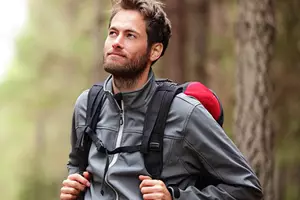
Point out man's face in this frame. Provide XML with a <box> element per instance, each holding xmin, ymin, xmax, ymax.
<box><xmin>103</xmin><ymin>9</ymin><xmax>150</xmax><ymax>79</ymax></box>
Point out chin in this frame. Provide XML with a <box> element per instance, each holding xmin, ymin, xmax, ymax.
<box><xmin>104</xmin><ymin>64</ymin><xmax>123</xmax><ymax>75</ymax></box>
<box><xmin>105</xmin><ymin>57</ymin><xmax>126</xmax><ymax>65</ymax></box>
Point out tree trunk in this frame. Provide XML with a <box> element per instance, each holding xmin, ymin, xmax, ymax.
<box><xmin>164</xmin><ymin>0</ymin><xmax>186</xmax><ymax>83</ymax></box>
<box><xmin>185</xmin><ymin>0</ymin><xmax>209</xmax><ymax>84</ymax></box>
<box><xmin>92</xmin><ymin>0</ymin><xmax>106</xmax><ymax>82</ymax></box>
<box><xmin>274</xmin><ymin>162</ymin><xmax>286</xmax><ymax>200</ymax></box>
<box><xmin>234</xmin><ymin>1</ymin><xmax>276</xmax><ymax>200</ymax></box>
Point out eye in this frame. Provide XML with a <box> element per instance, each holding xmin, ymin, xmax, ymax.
<box><xmin>109</xmin><ymin>30</ymin><xmax>117</xmax><ymax>37</ymax></box>
<box><xmin>127</xmin><ymin>33</ymin><xmax>136</xmax><ymax>39</ymax></box>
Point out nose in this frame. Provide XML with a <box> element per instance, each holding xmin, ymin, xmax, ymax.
<box><xmin>112</xmin><ymin>35</ymin><xmax>124</xmax><ymax>49</ymax></box>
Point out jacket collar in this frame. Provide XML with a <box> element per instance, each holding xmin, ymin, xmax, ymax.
<box><xmin>103</xmin><ymin>69</ymin><xmax>157</xmax><ymax>109</ymax></box>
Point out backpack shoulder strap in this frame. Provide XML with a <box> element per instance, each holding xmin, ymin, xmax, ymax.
<box><xmin>76</xmin><ymin>83</ymin><xmax>106</xmax><ymax>174</ymax></box>
<box><xmin>86</xmin><ymin>83</ymin><xmax>106</xmax><ymax>129</ymax></box>
<box><xmin>142</xmin><ymin>81</ymin><xmax>182</xmax><ymax>179</ymax></box>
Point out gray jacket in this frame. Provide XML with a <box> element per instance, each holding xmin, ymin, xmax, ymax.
<box><xmin>67</xmin><ymin>70</ymin><xmax>263</xmax><ymax>200</ymax></box>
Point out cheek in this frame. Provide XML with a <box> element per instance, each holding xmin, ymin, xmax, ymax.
<box><xmin>103</xmin><ymin>39</ymin><xmax>111</xmax><ymax>53</ymax></box>
<box><xmin>132</xmin><ymin>45</ymin><xmax>148</xmax><ymax>59</ymax></box>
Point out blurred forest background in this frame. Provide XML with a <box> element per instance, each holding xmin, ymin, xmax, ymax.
<box><xmin>0</xmin><ymin>0</ymin><xmax>299</xmax><ymax>200</ymax></box>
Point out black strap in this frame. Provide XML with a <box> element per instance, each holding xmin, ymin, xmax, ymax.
<box><xmin>87</xmin><ymin>84</ymin><xmax>106</xmax><ymax>129</ymax></box>
<box><xmin>77</xmin><ymin>84</ymin><xmax>106</xmax><ymax>173</ymax></box>
<box><xmin>76</xmin><ymin>83</ymin><xmax>106</xmax><ymax>200</ymax></box>
<box><xmin>84</xmin><ymin>125</ymin><xmax>142</xmax><ymax>154</ymax></box>
<box><xmin>142</xmin><ymin>82</ymin><xmax>182</xmax><ymax>179</ymax></box>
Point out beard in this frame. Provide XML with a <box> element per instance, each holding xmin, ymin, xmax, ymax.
<box><xmin>103</xmin><ymin>50</ymin><xmax>150</xmax><ymax>89</ymax></box>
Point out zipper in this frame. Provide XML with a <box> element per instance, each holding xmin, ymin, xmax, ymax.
<box><xmin>104</xmin><ymin>100</ymin><xmax>124</xmax><ymax>200</ymax></box>
<box><xmin>119</xmin><ymin>109</ymin><xmax>123</xmax><ymax>125</ymax></box>
<box><xmin>110</xmin><ymin>101</ymin><xmax>124</xmax><ymax>166</ymax></box>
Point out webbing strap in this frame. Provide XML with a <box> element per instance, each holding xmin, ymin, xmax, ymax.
<box><xmin>77</xmin><ymin>83</ymin><xmax>106</xmax><ymax>200</ymax></box>
<box><xmin>88</xmin><ymin>84</ymin><xmax>106</xmax><ymax>129</ymax></box>
<box><xmin>77</xmin><ymin>84</ymin><xmax>106</xmax><ymax>172</ymax></box>
<box><xmin>84</xmin><ymin>126</ymin><xmax>142</xmax><ymax>154</ymax></box>
<box><xmin>140</xmin><ymin>89</ymin><xmax>167</xmax><ymax>153</ymax></box>
<box><xmin>142</xmin><ymin>83</ymin><xmax>182</xmax><ymax>179</ymax></box>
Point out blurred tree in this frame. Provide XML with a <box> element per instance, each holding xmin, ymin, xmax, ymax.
<box><xmin>184</xmin><ymin>0</ymin><xmax>209</xmax><ymax>84</ymax></box>
<box><xmin>8</xmin><ymin>0</ymin><xmax>110</xmax><ymax>199</ymax></box>
<box><xmin>163</xmin><ymin>0</ymin><xmax>186</xmax><ymax>83</ymax></box>
<box><xmin>234</xmin><ymin>1</ymin><xmax>276</xmax><ymax>200</ymax></box>
<box><xmin>91</xmin><ymin>0</ymin><xmax>108</xmax><ymax>82</ymax></box>
<box><xmin>205</xmin><ymin>0</ymin><xmax>236</xmax><ymax>133</ymax></box>
<box><xmin>272</xmin><ymin>0</ymin><xmax>300</xmax><ymax>199</ymax></box>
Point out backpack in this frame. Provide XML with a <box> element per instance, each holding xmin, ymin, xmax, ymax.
<box><xmin>75</xmin><ymin>79</ymin><xmax>224</xmax><ymax>199</ymax></box>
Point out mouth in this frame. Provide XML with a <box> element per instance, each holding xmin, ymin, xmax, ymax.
<box><xmin>108</xmin><ymin>52</ymin><xmax>126</xmax><ymax>57</ymax></box>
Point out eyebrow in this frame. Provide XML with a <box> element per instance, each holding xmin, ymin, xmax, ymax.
<box><xmin>109</xmin><ymin>26</ymin><xmax>141</xmax><ymax>36</ymax></box>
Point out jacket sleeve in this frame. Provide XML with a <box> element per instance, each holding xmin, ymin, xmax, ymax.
<box><xmin>171</xmin><ymin>104</ymin><xmax>263</xmax><ymax>200</ymax></box>
<box><xmin>66</xmin><ymin>90</ymin><xmax>89</xmax><ymax>175</ymax></box>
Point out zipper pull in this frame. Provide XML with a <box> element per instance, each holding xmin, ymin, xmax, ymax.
<box><xmin>120</xmin><ymin>110</ymin><xmax>123</xmax><ymax>125</ymax></box>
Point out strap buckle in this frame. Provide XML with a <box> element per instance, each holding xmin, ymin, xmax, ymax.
<box><xmin>95</xmin><ymin>140</ymin><xmax>106</xmax><ymax>153</ymax></box>
<box><xmin>84</xmin><ymin>126</ymin><xmax>93</xmax><ymax>134</ymax></box>
<box><xmin>149</xmin><ymin>142</ymin><xmax>160</xmax><ymax>152</ymax></box>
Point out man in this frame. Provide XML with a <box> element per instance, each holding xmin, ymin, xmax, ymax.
<box><xmin>60</xmin><ymin>0</ymin><xmax>263</xmax><ymax>199</ymax></box>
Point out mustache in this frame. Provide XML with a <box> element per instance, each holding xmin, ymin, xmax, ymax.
<box><xmin>107</xmin><ymin>51</ymin><xmax>127</xmax><ymax>57</ymax></box>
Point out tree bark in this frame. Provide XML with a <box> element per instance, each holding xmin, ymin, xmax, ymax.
<box><xmin>185</xmin><ymin>0</ymin><xmax>209</xmax><ymax>84</ymax></box>
<box><xmin>164</xmin><ymin>0</ymin><xmax>186</xmax><ymax>83</ymax></box>
<box><xmin>92</xmin><ymin>0</ymin><xmax>106</xmax><ymax>82</ymax></box>
<box><xmin>234</xmin><ymin>1</ymin><xmax>276</xmax><ymax>200</ymax></box>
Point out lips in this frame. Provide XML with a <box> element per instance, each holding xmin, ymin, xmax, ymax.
<box><xmin>108</xmin><ymin>52</ymin><xmax>126</xmax><ymax>57</ymax></box>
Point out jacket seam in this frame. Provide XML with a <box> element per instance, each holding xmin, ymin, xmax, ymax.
<box><xmin>183</xmin><ymin>137</ymin><xmax>225</xmax><ymax>182</ymax></box>
<box><xmin>75</xmin><ymin>125</ymin><xmax>120</xmax><ymax>132</ymax></box>
<box><xmin>96</xmin><ymin>126</ymin><xmax>118</xmax><ymax>132</ymax></box>
<box><xmin>75</xmin><ymin>125</ymin><xmax>85</xmax><ymax>130</ymax></box>
<box><xmin>74</xmin><ymin>102</ymin><xmax>81</xmax><ymax>128</ymax></box>
<box><xmin>162</xmin><ymin>139</ymin><xmax>175</xmax><ymax>170</ymax></box>
<box><xmin>182</xmin><ymin>105</ymin><xmax>225</xmax><ymax>182</ymax></box>
<box><xmin>73</xmin><ymin>90</ymin><xmax>89</xmax><ymax>128</ymax></box>
<box><xmin>182</xmin><ymin>104</ymin><xmax>199</xmax><ymax>137</ymax></box>
<box><xmin>164</xmin><ymin>135</ymin><xmax>183</xmax><ymax>140</ymax></box>
<box><xmin>177</xmin><ymin>155</ymin><xmax>192</xmax><ymax>175</ymax></box>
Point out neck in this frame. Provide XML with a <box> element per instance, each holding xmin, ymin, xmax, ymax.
<box><xmin>112</xmin><ymin>68</ymin><xmax>150</xmax><ymax>94</ymax></box>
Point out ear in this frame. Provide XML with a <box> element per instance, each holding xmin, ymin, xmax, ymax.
<box><xmin>149</xmin><ymin>43</ymin><xmax>163</xmax><ymax>62</ymax></box>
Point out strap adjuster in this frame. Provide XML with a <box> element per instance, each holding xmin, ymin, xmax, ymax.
<box><xmin>149</xmin><ymin>142</ymin><xmax>160</xmax><ymax>151</ymax></box>
<box><xmin>95</xmin><ymin>140</ymin><xmax>106</xmax><ymax>152</ymax></box>
<box><xmin>83</xmin><ymin>125</ymin><xmax>106</xmax><ymax>153</ymax></box>
<box><xmin>84</xmin><ymin>126</ymin><xmax>93</xmax><ymax>134</ymax></box>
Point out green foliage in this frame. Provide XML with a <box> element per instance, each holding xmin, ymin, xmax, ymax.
<box><xmin>273</xmin><ymin>0</ymin><xmax>300</xmax><ymax>168</ymax></box>
<box><xmin>0</xmin><ymin>0</ymin><xmax>110</xmax><ymax>199</ymax></box>
<box><xmin>18</xmin><ymin>159</ymin><xmax>61</xmax><ymax>200</ymax></box>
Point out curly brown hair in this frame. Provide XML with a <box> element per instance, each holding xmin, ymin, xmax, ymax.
<box><xmin>109</xmin><ymin>0</ymin><xmax>172</xmax><ymax>58</ymax></box>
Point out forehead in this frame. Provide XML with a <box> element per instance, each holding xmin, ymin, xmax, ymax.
<box><xmin>110</xmin><ymin>10</ymin><xmax>146</xmax><ymax>34</ymax></box>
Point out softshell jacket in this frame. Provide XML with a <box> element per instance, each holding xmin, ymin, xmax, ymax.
<box><xmin>67</xmin><ymin>70</ymin><xmax>263</xmax><ymax>200</ymax></box>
